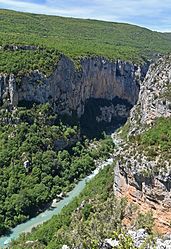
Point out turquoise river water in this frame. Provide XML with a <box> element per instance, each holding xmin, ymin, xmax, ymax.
<box><xmin>0</xmin><ymin>158</ymin><xmax>113</xmax><ymax>248</ymax></box>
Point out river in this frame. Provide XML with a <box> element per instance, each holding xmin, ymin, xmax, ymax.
<box><xmin>0</xmin><ymin>158</ymin><xmax>114</xmax><ymax>248</ymax></box>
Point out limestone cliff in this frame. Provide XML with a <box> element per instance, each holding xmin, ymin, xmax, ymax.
<box><xmin>114</xmin><ymin>55</ymin><xmax>171</xmax><ymax>233</ymax></box>
<box><xmin>129</xmin><ymin>55</ymin><xmax>171</xmax><ymax>134</ymax></box>
<box><xmin>0</xmin><ymin>55</ymin><xmax>148</xmax><ymax>124</ymax></box>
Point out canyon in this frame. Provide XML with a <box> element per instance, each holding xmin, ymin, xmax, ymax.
<box><xmin>0</xmin><ymin>55</ymin><xmax>148</xmax><ymax>134</ymax></box>
<box><xmin>1</xmin><ymin>8</ymin><xmax>171</xmax><ymax>248</ymax></box>
<box><xmin>0</xmin><ymin>50</ymin><xmax>171</xmax><ymax>246</ymax></box>
<box><xmin>1</xmin><ymin>52</ymin><xmax>171</xmax><ymax>233</ymax></box>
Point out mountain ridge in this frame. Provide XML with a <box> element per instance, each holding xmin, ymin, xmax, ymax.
<box><xmin>1</xmin><ymin>8</ymin><xmax>171</xmax><ymax>68</ymax></box>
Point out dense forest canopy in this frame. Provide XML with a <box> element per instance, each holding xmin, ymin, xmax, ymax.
<box><xmin>1</xmin><ymin>9</ymin><xmax>171</xmax><ymax>76</ymax></box>
<box><xmin>0</xmin><ymin>103</ymin><xmax>115</xmax><ymax>235</ymax></box>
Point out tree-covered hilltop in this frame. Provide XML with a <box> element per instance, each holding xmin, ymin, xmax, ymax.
<box><xmin>1</xmin><ymin>9</ymin><xmax>171</xmax><ymax>75</ymax></box>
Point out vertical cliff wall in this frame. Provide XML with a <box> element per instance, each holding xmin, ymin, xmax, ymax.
<box><xmin>0</xmin><ymin>56</ymin><xmax>148</xmax><ymax>125</ymax></box>
<box><xmin>114</xmin><ymin>55</ymin><xmax>171</xmax><ymax>233</ymax></box>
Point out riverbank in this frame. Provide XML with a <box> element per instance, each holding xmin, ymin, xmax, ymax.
<box><xmin>0</xmin><ymin>158</ymin><xmax>114</xmax><ymax>248</ymax></box>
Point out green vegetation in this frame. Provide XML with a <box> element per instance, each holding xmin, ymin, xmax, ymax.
<box><xmin>119</xmin><ymin>117</ymin><xmax>171</xmax><ymax>162</ymax></box>
<box><xmin>119</xmin><ymin>120</ymin><xmax>131</xmax><ymax>140</ymax></box>
<box><xmin>0</xmin><ymin>8</ymin><xmax>169</xmax><ymax>246</ymax></box>
<box><xmin>0</xmin><ymin>47</ymin><xmax>60</xmax><ymax>76</ymax></box>
<box><xmin>163</xmin><ymin>33</ymin><xmax>171</xmax><ymax>41</ymax></box>
<box><xmin>0</xmin><ymin>103</ymin><xmax>114</xmax><ymax>235</ymax></box>
<box><xmin>135</xmin><ymin>211</ymin><xmax>154</xmax><ymax>234</ymax></box>
<box><xmin>120</xmin><ymin>117</ymin><xmax>171</xmax><ymax>176</ymax></box>
<box><xmin>1</xmin><ymin>9</ymin><xmax>171</xmax><ymax>75</ymax></box>
<box><xmin>10</xmin><ymin>165</ymin><xmax>153</xmax><ymax>249</ymax></box>
<box><xmin>10</xmin><ymin>165</ymin><xmax>124</xmax><ymax>248</ymax></box>
<box><xmin>140</xmin><ymin>118</ymin><xmax>171</xmax><ymax>151</ymax></box>
<box><xmin>131</xmin><ymin>117</ymin><xmax>171</xmax><ymax>159</ymax></box>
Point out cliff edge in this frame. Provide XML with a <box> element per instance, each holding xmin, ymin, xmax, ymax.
<box><xmin>114</xmin><ymin>55</ymin><xmax>171</xmax><ymax>233</ymax></box>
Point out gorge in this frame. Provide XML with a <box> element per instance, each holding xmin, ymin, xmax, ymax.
<box><xmin>2</xmin><ymin>52</ymin><xmax>171</xmax><ymax>248</ymax></box>
<box><xmin>0</xmin><ymin>8</ymin><xmax>171</xmax><ymax>249</ymax></box>
<box><xmin>0</xmin><ymin>55</ymin><xmax>149</xmax><ymax>137</ymax></box>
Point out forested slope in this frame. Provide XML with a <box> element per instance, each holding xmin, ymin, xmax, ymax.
<box><xmin>1</xmin><ymin>8</ymin><xmax>171</xmax><ymax>76</ymax></box>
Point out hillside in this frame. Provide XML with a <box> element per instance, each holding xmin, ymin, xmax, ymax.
<box><xmin>8</xmin><ymin>50</ymin><xmax>171</xmax><ymax>249</ymax></box>
<box><xmin>0</xmin><ymin>8</ymin><xmax>171</xmax><ymax>249</ymax></box>
<box><xmin>0</xmin><ymin>9</ymin><xmax>171</xmax><ymax>76</ymax></box>
<box><xmin>164</xmin><ymin>33</ymin><xmax>171</xmax><ymax>40</ymax></box>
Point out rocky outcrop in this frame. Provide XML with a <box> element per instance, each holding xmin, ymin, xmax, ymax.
<box><xmin>114</xmin><ymin>55</ymin><xmax>171</xmax><ymax>233</ymax></box>
<box><xmin>0</xmin><ymin>44</ymin><xmax>39</xmax><ymax>51</ymax></box>
<box><xmin>129</xmin><ymin>55</ymin><xmax>171</xmax><ymax>135</ymax></box>
<box><xmin>96</xmin><ymin>104</ymin><xmax>129</xmax><ymax>123</ymax></box>
<box><xmin>0</xmin><ymin>56</ymin><xmax>148</xmax><ymax>121</ymax></box>
<box><xmin>61</xmin><ymin>229</ymin><xmax>171</xmax><ymax>248</ymax></box>
<box><xmin>113</xmin><ymin>138</ymin><xmax>171</xmax><ymax>233</ymax></box>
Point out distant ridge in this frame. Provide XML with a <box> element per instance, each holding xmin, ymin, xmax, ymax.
<box><xmin>0</xmin><ymin>8</ymin><xmax>171</xmax><ymax>63</ymax></box>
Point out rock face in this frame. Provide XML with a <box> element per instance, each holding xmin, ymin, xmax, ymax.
<box><xmin>129</xmin><ymin>55</ymin><xmax>171</xmax><ymax>134</ymax></box>
<box><xmin>61</xmin><ymin>229</ymin><xmax>171</xmax><ymax>248</ymax></box>
<box><xmin>96</xmin><ymin>103</ymin><xmax>129</xmax><ymax>123</ymax></box>
<box><xmin>113</xmin><ymin>139</ymin><xmax>171</xmax><ymax>233</ymax></box>
<box><xmin>0</xmin><ymin>44</ymin><xmax>38</xmax><ymax>51</ymax></box>
<box><xmin>0</xmin><ymin>56</ymin><xmax>148</xmax><ymax>123</ymax></box>
<box><xmin>114</xmin><ymin>55</ymin><xmax>171</xmax><ymax>233</ymax></box>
